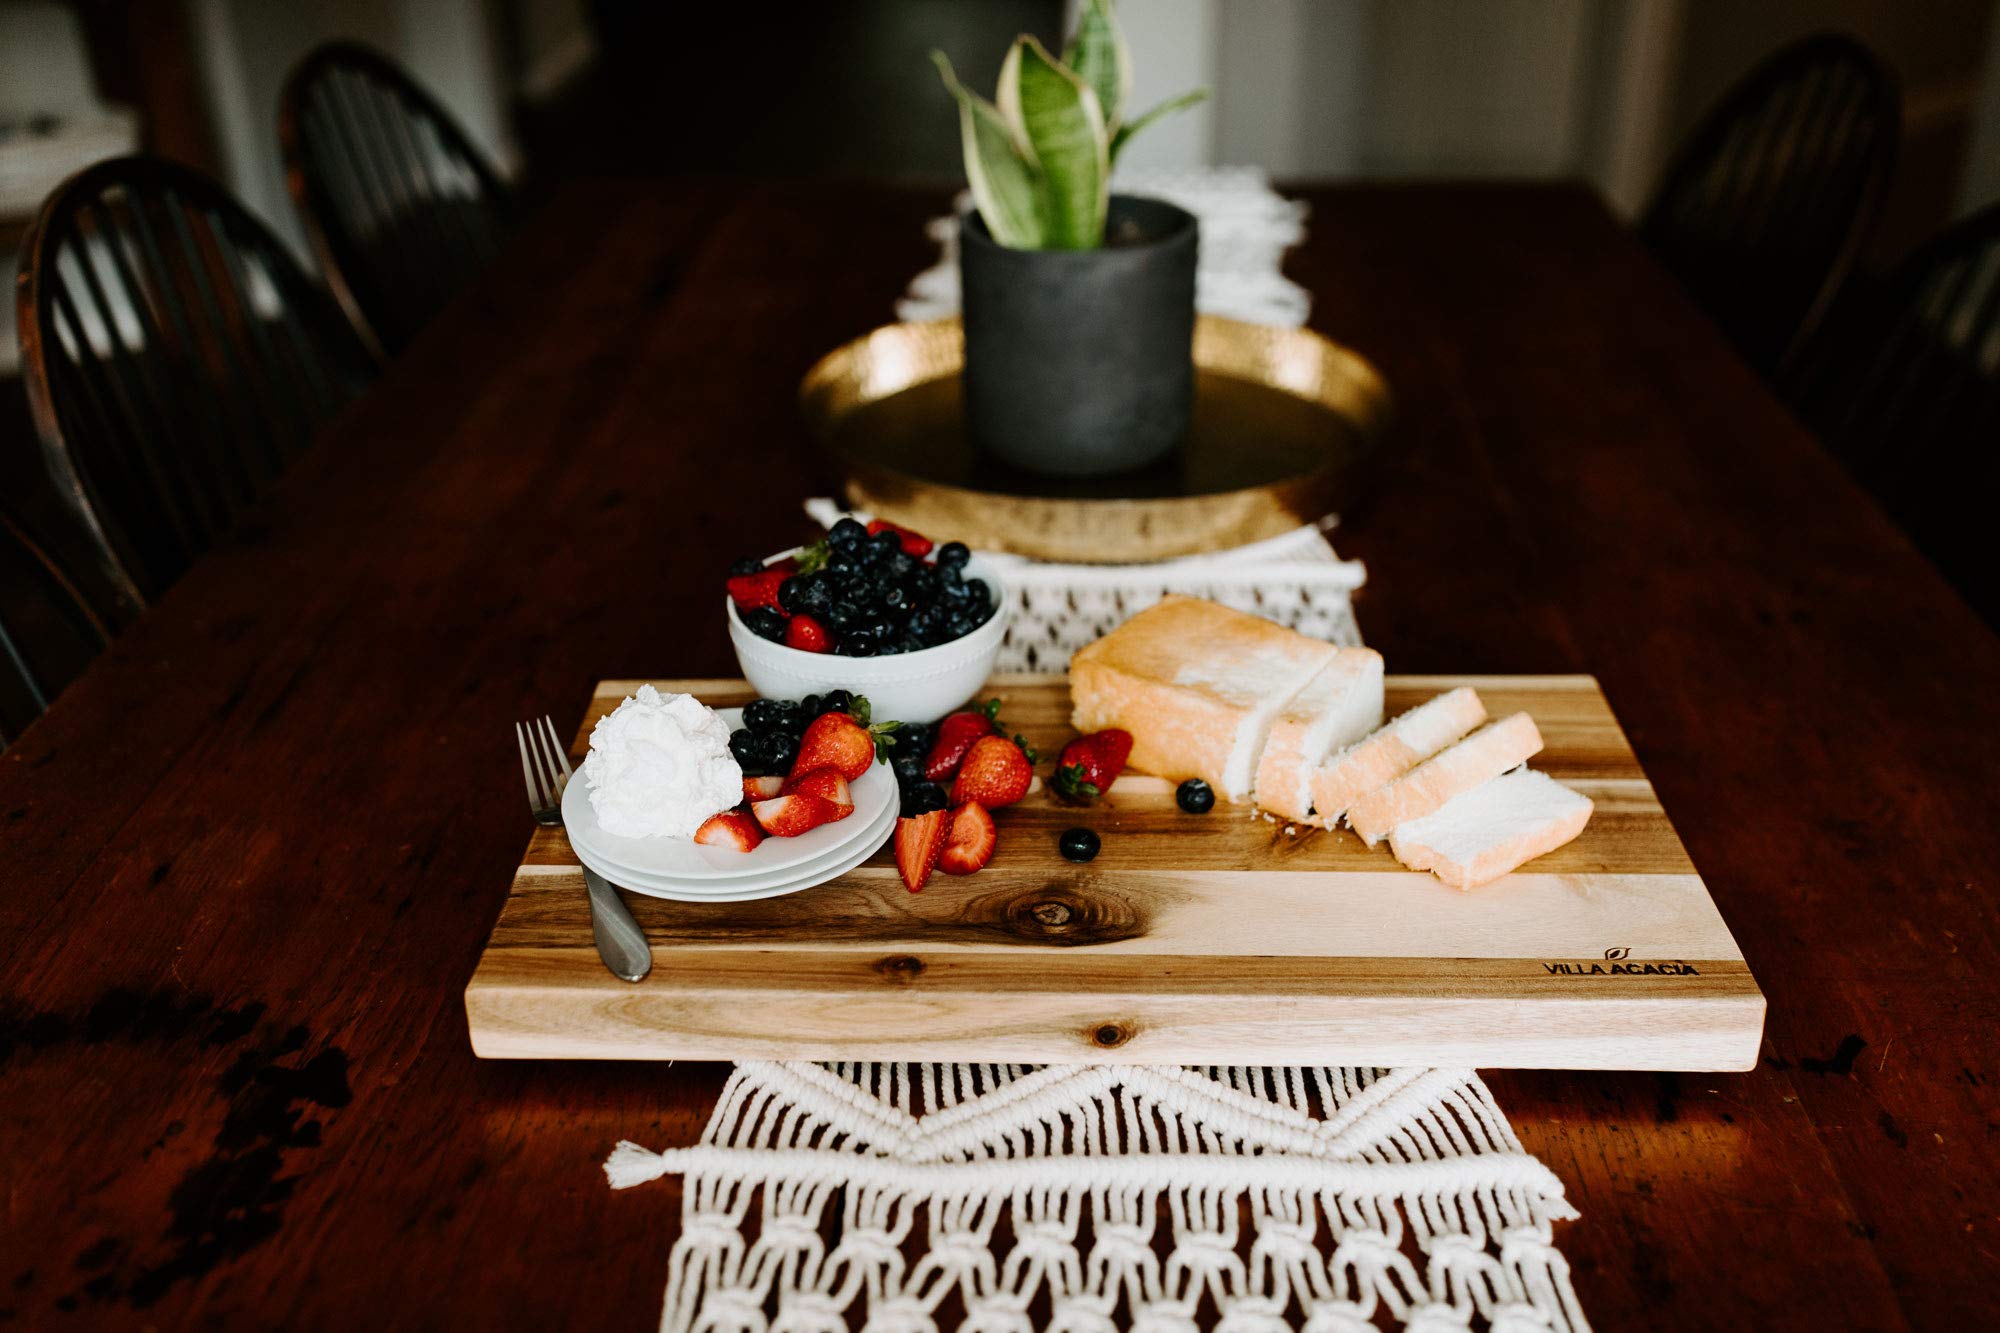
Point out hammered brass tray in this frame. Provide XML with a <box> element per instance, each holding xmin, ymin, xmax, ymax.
<box><xmin>798</xmin><ymin>317</ymin><xmax>1392</xmax><ymax>563</ymax></box>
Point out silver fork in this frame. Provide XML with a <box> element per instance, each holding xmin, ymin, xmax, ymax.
<box><xmin>516</xmin><ymin>715</ymin><xmax>651</xmax><ymax>982</ymax></box>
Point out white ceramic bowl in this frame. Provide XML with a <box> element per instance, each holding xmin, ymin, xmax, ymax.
<box><xmin>727</xmin><ymin>551</ymin><xmax>1008</xmax><ymax>723</ymax></box>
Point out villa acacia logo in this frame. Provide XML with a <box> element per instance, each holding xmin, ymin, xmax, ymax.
<box><xmin>1542</xmin><ymin>946</ymin><xmax>1699</xmax><ymax>977</ymax></box>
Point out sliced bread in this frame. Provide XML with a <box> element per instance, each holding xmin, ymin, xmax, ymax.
<box><xmin>1306</xmin><ymin>685</ymin><xmax>1487</xmax><ymax>828</ymax></box>
<box><xmin>1253</xmin><ymin>647</ymin><xmax>1385</xmax><ymax>822</ymax></box>
<box><xmin>1389</xmin><ymin>768</ymin><xmax>1593</xmax><ymax>889</ymax></box>
<box><xmin>1346</xmin><ymin>711</ymin><xmax>1544</xmax><ymax>846</ymax></box>
<box><xmin>1069</xmin><ymin>596</ymin><xmax>1337</xmax><ymax>800</ymax></box>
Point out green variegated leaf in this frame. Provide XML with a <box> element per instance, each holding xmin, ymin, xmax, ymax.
<box><xmin>1109</xmin><ymin>87</ymin><xmax>1209</xmax><ymax>163</ymax></box>
<box><xmin>932</xmin><ymin>50</ymin><xmax>1045</xmax><ymax>248</ymax></box>
<box><xmin>1062</xmin><ymin>0</ymin><xmax>1131</xmax><ymax>132</ymax></box>
<box><xmin>997</xmin><ymin>36</ymin><xmax>1107</xmax><ymax>249</ymax></box>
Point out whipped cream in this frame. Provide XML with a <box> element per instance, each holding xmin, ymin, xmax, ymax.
<box><xmin>581</xmin><ymin>686</ymin><xmax>743</xmax><ymax>838</ymax></box>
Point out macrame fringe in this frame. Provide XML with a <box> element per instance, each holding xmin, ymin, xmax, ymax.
<box><xmin>610</xmin><ymin>1064</ymin><xmax>1587</xmax><ymax>1333</ymax></box>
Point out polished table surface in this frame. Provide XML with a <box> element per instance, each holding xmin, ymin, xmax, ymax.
<box><xmin>3</xmin><ymin>181</ymin><xmax>1996</xmax><ymax>1329</ymax></box>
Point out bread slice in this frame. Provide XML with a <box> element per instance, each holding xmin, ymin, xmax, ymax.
<box><xmin>1307</xmin><ymin>686</ymin><xmax>1487</xmax><ymax>828</ymax></box>
<box><xmin>1253</xmin><ymin>648</ymin><xmax>1385</xmax><ymax>822</ymax></box>
<box><xmin>1346</xmin><ymin>711</ymin><xmax>1543</xmax><ymax>846</ymax></box>
<box><xmin>1389</xmin><ymin>768</ymin><xmax>1593</xmax><ymax>889</ymax></box>
<box><xmin>1069</xmin><ymin>596</ymin><xmax>1336</xmax><ymax>800</ymax></box>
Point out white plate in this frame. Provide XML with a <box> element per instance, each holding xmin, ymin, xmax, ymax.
<box><xmin>563</xmin><ymin>708</ymin><xmax>896</xmax><ymax>880</ymax></box>
<box><xmin>575</xmin><ymin>795</ymin><xmax>895</xmax><ymax>895</ymax></box>
<box><xmin>578</xmin><ymin>802</ymin><xmax>896</xmax><ymax>903</ymax></box>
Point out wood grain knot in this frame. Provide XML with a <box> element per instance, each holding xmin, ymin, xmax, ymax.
<box><xmin>985</xmin><ymin>882</ymin><xmax>1144</xmax><ymax>947</ymax></box>
<box><xmin>1092</xmin><ymin>1022</ymin><xmax>1132</xmax><ymax>1048</ymax></box>
<box><xmin>873</xmin><ymin>955</ymin><xmax>925</xmax><ymax>984</ymax></box>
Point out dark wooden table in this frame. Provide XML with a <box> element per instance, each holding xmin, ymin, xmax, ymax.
<box><xmin>3</xmin><ymin>181</ymin><xmax>1995</xmax><ymax>1330</ymax></box>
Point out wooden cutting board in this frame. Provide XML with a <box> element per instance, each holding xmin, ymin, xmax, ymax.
<box><xmin>465</xmin><ymin>674</ymin><xmax>1763</xmax><ymax>1070</ymax></box>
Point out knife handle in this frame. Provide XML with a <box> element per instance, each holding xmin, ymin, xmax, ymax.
<box><xmin>580</xmin><ymin>865</ymin><xmax>652</xmax><ymax>982</ymax></box>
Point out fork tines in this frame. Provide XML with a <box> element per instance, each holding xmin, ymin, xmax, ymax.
<box><xmin>514</xmin><ymin>715</ymin><xmax>572</xmax><ymax>814</ymax></box>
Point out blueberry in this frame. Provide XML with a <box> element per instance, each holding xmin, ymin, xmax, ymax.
<box><xmin>729</xmin><ymin>556</ymin><xmax>765</xmax><ymax>577</ymax></box>
<box><xmin>1176</xmin><ymin>779</ymin><xmax>1215</xmax><ymax>814</ymax></box>
<box><xmin>744</xmin><ymin>698</ymin><xmax>804</xmax><ymax>735</ymax></box>
<box><xmin>744</xmin><ymin>607</ymin><xmax>788</xmax><ymax>642</ymax></box>
<box><xmin>902</xmin><ymin>781</ymin><xmax>949</xmax><ymax>816</ymax></box>
<box><xmin>799</xmin><ymin>693</ymin><xmax>822</xmax><ymax>719</ymax></box>
<box><xmin>1059</xmin><ymin>827</ymin><xmax>1101</xmax><ymax>862</ymax></box>
<box><xmin>895</xmin><ymin>721</ymin><xmax>933</xmax><ymax>756</ymax></box>
<box><xmin>817</xmin><ymin>689</ymin><xmax>854</xmax><ymax>717</ymax></box>
<box><xmin>963</xmin><ymin>577</ymin><xmax>990</xmax><ymax>608</ymax></box>
<box><xmin>829</xmin><ymin>517</ymin><xmax>867</xmax><ymax>549</ymax></box>
<box><xmin>884</xmin><ymin>550</ymin><xmax>917</xmax><ymax>581</ymax></box>
<box><xmin>892</xmin><ymin>752</ymin><xmax>925</xmax><ymax>786</ymax></box>
<box><xmin>936</xmin><ymin>541</ymin><xmax>970</xmax><ymax>569</ymax></box>
<box><xmin>777</xmin><ymin>577</ymin><xmax>809</xmax><ymax>614</ymax></box>
<box><xmin>825</xmin><ymin>600</ymin><xmax>860</xmax><ymax>631</ymax></box>
<box><xmin>766</xmin><ymin>731</ymin><xmax>798</xmax><ymax>771</ymax></box>
<box><xmin>868</xmin><ymin>528</ymin><xmax>902</xmax><ymax>558</ymax></box>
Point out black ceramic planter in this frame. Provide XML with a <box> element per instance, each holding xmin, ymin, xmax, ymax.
<box><xmin>959</xmin><ymin>195</ymin><xmax>1197</xmax><ymax>478</ymax></box>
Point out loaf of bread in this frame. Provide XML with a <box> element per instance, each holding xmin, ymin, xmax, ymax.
<box><xmin>1068</xmin><ymin>596</ymin><xmax>1342</xmax><ymax>800</ymax></box>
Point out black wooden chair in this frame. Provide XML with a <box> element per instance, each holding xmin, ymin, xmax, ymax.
<box><xmin>16</xmin><ymin>156</ymin><xmax>377</xmax><ymax>606</ymax></box>
<box><xmin>281</xmin><ymin>43</ymin><xmax>513</xmax><ymax>362</ymax></box>
<box><xmin>1</xmin><ymin>509</ymin><xmax>111</xmax><ymax>748</ymax></box>
<box><xmin>1788</xmin><ymin>203</ymin><xmax>2000</xmax><ymax>625</ymax></box>
<box><xmin>1641</xmin><ymin>33</ymin><xmax>1899</xmax><ymax>378</ymax></box>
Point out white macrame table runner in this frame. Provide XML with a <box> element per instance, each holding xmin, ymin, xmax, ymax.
<box><xmin>607</xmin><ymin>1063</ymin><xmax>1585</xmax><ymax>1332</ymax></box>
<box><xmin>601</xmin><ymin>180</ymin><xmax>1587</xmax><ymax>1331</ymax></box>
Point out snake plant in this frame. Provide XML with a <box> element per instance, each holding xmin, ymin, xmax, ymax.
<box><xmin>933</xmin><ymin>0</ymin><xmax>1208</xmax><ymax>250</ymax></box>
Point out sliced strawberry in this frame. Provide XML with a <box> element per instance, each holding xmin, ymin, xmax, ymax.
<box><xmin>1052</xmin><ymin>729</ymin><xmax>1134</xmax><ymax>804</ymax></box>
<box><xmin>742</xmin><ymin>774</ymin><xmax>785</xmax><ymax>801</ymax></box>
<box><xmin>949</xmin><ymin>734</ymin><xmax>1035</xmax><ymax>808</ymax></box>
<box><xmin>726</xmin><ymin>568</ymin><xmax>787</xmax><ymax>611</ymax></box>
<box><xmin>893</xmin><ymin>809</ymin><xmax>949</xmax><ymax>892</ymax></box>
<box><xmin>751</xmin><ymin>793</ymin><xmax>845</xmax><ymax>837</ymax></box>
<box><xmin>867</xmin><ymin>518</ymin><xmax>933</xmax><ymax>559</ymax></box>
<box><xmin>924</xmin><ymin>699</ymin><xmax>1002</xmax><ymax>781</ymax></box>
<box><xmin>784</xmin><ymin>613</ymin><xmax>831</xmax><ymax>653</ymax></box>
<box><xmin>937</xmin><ymin>801</ymin><xmax>996</xmax><ymax>876</ymax></box>
<box><xmin>792</xmin><ymin>711</ymin><xmax>881</xmax><ymax>782</ymax></box>
<box><xmin>781</xmin><ymin>765</ymin><xmax>853</xmax><ymax>809</ymax></box>
<box><xmin>694</xmin><ymin>809</ymin><xmax>764</xmax><ymax>852</ymax></box>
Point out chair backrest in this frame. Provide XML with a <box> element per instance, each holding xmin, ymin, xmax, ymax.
<box><xmin>0</xmin><ymin>509</ymin><xmax>110</xmax><ymax>748</ymax></box>
<box><xmin>281</xmin><ymin>42</ymin><xmax>513</xmax><ymax>361</ymax></box>
<box><xmin>16</xmin><ymin>155</ymin><xmax>377</xmax><ymax>605</ymax></box>
<box><xmin>1641</xmin><ymin>33</ymin><xmax>1899</xmax><ymax>377</ymax></box>
<box><xmin>1789</xmin><ymin>203</ymin><xmax>2000</xmax><ymax>623</ymax></box>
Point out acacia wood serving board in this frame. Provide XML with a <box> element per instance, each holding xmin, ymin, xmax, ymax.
<box><xmin>465</xmin><ymin>674</ymin><xmax>1764</xmax><ymax>1070</ymax></box>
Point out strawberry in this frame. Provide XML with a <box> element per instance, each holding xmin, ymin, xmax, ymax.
<box><xmin>751</xmin><ymin>793</ymin><xmax>846</xmax><ymax>838</ymax></box>
<box><xmin>742</xmin><ymin>774</ymin><xmax>785</xmax><ymax>801</ymax></box>
<box><xmin>726</xmin><ymin>568</ymin><xmax>787</xmax><ymax>611</ymax></box>
<box><xmin>782</xmin><ymin>765</ymin><xmax>853</xmax><ymax>811</ymax></box>
<box><xmin>694</xmin><ymin>809</ymin><xmax>763</xmax><ymax>852</ymax></box>
<box><xmin>924</xmin><ymin>699</ymin><xmax>1004</xmax><ymax>781</ymax></box>
<box><xmin>937</xmin><ymin>801</ymin><xmax>996</xmax><ymax>876</ymax></box>
<box><xmin>1051</xmin><ymin>729</ymin><xmax>1134</xmax><ymax>804</ymax></box>
<box><xmin>792</xmin><ymin>710</ymin><xmax>895</xmax><ymax>782</ymax></box>
<box><xmin>949</xmin><ymin>734</ymin><xmax>1036</xmax><ymax>808</ymax></box>
<box><xmin>894</xmin><ymin>809</ymin><xmax>949</xmax><ymax>892</ymax></box>
<box><xmin>784</xmin><ymin>613</ymin><xmax>831</xmax><ymax>652</ymax></box>
<box><xmin>867</xmin><ymin>518</ymin><xmax>933</xmax><ymax>558</ymax></box>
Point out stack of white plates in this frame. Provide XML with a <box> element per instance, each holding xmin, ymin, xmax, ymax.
<box><xmin>560</xmin><ymin>710</ymin><xmax>897</xmax><ymax>903</ymax></box>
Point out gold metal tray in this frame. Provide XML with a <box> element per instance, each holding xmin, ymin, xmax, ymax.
<box><xmin>798</xmin><ymin>317</ymin><xmax>1393</xmax><ymax>563</ymax></box>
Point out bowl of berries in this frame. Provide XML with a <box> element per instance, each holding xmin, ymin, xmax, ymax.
<box><xmin>726</xmin><ymin>517</ymin><xmax>1009</xmax><ymax>723</ymax></box>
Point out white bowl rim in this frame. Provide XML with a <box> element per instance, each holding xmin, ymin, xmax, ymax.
<box><xmin>723</xmin><ymin>546</ymin><xmax>1009</xmax><ymax>668</ymax></box>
